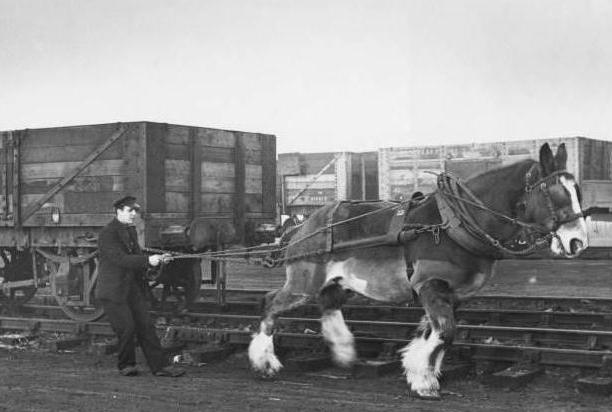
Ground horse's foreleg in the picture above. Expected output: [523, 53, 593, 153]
[319, 281, 356, 367]
[248, 288, 308, 376]
[400, 279, 456, 400]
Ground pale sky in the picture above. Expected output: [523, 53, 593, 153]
[1, 0, 611, 154]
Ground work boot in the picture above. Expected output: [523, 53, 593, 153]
[153, 365, 186, 377]
[119, 365, 139, 376]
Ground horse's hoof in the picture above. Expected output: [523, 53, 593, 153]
[410, 388, 441, 401]
[249, 362, 280, 380]
[251, 369, 278, 380]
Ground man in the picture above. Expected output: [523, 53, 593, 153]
[96, 196, 185, 377]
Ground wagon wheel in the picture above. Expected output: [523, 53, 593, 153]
[0, 248, 37, 309]
[40, 249, 104, 322]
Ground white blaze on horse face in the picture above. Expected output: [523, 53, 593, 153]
[550, 176, 589, 256]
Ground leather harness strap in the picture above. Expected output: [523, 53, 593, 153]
[434, 186, 503, 258]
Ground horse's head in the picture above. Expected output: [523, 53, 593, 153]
[520, 143, 588, 258]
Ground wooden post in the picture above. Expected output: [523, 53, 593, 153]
[215, 238, 227, 305]
[12, 130, 21, 227]
[190, 128, 202, 221]
[216, 258, 227, 306]
[30, 248, 38, 290]
[1, 132, 7, 221]
[280, 175, 286, 215]
[82, 261, 91, 306]
[260, 134, 276, 221]
[233, 134, 246, 242]
[361, 155, 366, 200]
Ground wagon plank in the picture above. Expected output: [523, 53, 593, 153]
[22, 160, 125, 180]
[21, 145, 122, 164]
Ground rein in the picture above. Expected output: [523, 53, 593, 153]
[523, 164, 585, 230]
[143, 200, 445, 264]
[145, 202, 423, 264]
[146, 164, 587, 263]
[436, 171, 554, 257]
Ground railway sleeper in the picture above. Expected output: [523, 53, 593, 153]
[576, 355, 612, 395]
[481, 349, 544, 389]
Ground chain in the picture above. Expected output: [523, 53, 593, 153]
[145, 167, 562, 265]
[143, 201, 416, 265]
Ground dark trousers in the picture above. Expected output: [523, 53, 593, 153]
[100, 287, 166, 373]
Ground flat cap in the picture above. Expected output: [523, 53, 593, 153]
[113, 196, 141, 210]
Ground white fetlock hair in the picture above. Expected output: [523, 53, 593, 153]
[321, 309, 356, 366]
[248, 327, 282, 375]
[399, 329, 443, 392]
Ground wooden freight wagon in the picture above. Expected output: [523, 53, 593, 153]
[378, 137, 612, 201]
[278, 151, 378, 217]
[0, 121, 276, 319]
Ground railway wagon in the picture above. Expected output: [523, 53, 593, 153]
[0, 121, 276, 320]
[278, 151, 378, 217]
[378, 137, 612, 201]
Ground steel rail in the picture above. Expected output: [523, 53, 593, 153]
[7, 308, 612, 351]
[2, 313, 612, 369]
[20, 298, 612, 331]
[196, 288, 612, 303]
[156, 311, 612, 351]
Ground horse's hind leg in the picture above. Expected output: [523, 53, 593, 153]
[248, 287, 309, 376]
[400, 279, 456, 400]
[319, 280, 356, 367]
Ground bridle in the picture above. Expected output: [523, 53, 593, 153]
[521, 164, 585, 232]
[436, 161, 587, 257]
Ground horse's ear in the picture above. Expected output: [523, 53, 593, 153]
[539, 143, 555, 175]
[555, 143, 567, 170]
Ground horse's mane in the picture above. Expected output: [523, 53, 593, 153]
[460, 159, 540, 217]
[466, 159, 537, 193]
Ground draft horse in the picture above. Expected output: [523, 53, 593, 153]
[248, 143, 588, 399]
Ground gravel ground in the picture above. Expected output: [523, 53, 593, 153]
[0, 348, 609, 412]
[1, 258, 612, 411]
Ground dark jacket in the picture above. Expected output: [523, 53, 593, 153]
[95, 218, 150, 303]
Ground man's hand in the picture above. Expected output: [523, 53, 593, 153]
[149, 253, 168, 266]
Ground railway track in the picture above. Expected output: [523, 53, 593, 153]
[3, 289, 612, 371]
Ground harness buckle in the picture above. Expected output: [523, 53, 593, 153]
[432, 226, 441, 245]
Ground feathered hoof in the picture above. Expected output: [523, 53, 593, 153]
[251, 367, 280, 380]
[331, 347, 356, 368]
[410, 388, 441, 401]
[249, 357, 283, 379]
